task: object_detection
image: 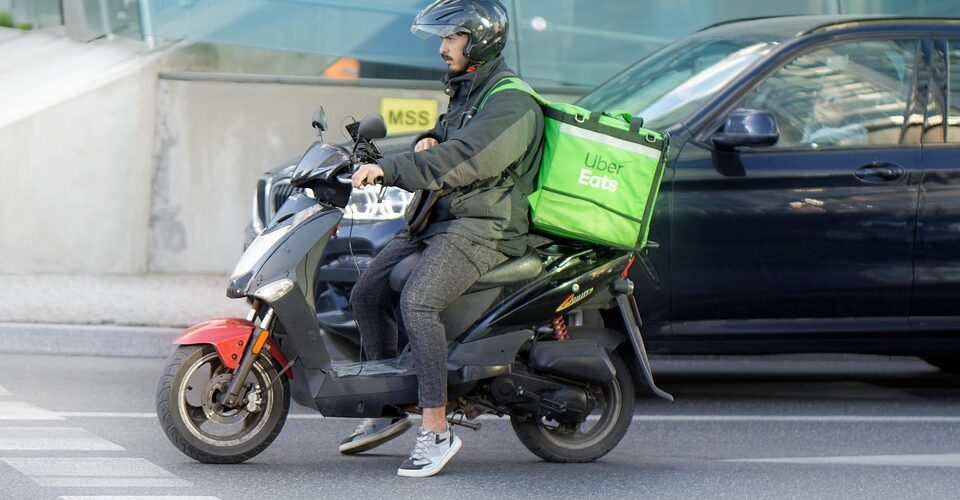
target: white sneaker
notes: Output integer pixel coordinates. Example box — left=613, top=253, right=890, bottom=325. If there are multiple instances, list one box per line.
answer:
left=397, top=427, right=462, bottom=478
left=339, top=416, right=412, bottom=454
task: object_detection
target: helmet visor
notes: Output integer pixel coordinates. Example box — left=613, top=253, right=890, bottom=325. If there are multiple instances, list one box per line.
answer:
left=411, top=23, right=470, bottom=39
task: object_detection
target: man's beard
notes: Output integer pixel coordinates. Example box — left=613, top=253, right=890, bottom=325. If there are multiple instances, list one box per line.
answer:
left=443, top=55, right=467, bottom=77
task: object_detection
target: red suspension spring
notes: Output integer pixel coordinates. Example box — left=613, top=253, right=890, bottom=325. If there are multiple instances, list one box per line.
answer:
left=551, top=316, right=568, bottom=341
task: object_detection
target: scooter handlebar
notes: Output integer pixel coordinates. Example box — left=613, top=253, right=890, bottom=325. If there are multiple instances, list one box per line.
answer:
left=360, top=176, right=384, bottom=187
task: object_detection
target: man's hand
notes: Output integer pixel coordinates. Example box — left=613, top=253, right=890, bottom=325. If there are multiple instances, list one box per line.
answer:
left=351, top=163, right=384, bottom=189
left=415, top=137, right=439, bottom=152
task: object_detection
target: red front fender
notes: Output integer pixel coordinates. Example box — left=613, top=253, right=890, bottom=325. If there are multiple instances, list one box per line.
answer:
left=173, top=318, right=291, bottom=377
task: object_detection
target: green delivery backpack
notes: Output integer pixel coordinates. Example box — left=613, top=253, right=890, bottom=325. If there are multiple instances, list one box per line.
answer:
left=480, top=77, right=668, bottom=250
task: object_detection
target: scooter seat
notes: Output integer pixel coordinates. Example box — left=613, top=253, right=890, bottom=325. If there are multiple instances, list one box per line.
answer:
left=389, top=248, right=543, bottom=293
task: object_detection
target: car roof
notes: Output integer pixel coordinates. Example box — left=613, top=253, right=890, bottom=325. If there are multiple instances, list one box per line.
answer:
left=697, top=15, right=960, bottom=41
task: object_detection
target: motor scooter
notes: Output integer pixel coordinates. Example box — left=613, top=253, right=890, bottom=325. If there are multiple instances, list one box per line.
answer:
left=156, top=110, right=672, bottom=464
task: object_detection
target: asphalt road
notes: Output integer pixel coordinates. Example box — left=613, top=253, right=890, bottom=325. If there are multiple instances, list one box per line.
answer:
left=0, top=352, right=957, bottom=499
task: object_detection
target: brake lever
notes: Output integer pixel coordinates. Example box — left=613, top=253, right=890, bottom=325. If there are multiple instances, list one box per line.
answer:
left=358, top=175, right=384, bottom=189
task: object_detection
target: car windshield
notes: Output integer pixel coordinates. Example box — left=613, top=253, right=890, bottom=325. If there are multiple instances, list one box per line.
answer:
left=577, top=35, right=780, bottom=130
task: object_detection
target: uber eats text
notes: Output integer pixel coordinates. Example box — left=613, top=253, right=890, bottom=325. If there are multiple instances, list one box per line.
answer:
left=578, top=153, right=623, bottom=192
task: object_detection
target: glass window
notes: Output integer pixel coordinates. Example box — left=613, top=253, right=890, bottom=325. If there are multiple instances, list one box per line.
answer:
left=577, top=35, right=778, bottom=131
left=841, top=0, right=960, bottom=17
left=921, top=40, right=945, bottom=144
left=2, top=0, right=62, bottom=30
left=127, top=1, right=957, bottom=85
left=948, top=41, right=960, bottom=143
left=514, top=0, right=834, bottom=87
left=147, top=0, right=446, bottom=80
left=739, top=40, right=920, bottom=149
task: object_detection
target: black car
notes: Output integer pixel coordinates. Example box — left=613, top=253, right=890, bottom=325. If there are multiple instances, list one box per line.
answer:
left=251, top=16, right=960, bottom=369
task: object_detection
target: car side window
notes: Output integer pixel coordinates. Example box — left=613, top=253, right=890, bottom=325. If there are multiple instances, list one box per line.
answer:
left=739, top=39, right=920, bottom=149
left=948, top=41, right=960, bottom=143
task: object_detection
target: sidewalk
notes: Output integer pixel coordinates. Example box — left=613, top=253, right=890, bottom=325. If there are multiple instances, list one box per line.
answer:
left=0, top=274, right=249, bottom=357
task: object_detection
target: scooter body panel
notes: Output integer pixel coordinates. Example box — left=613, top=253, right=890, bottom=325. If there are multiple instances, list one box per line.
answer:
left=172, top=318, right=290, bottom=375
left=458, top=251, right=632, bottom=343
left=230, top=194, right=343, bottom=370
left=310, top=362, right=510, bottom=418
left=229, top=194, right=341, bottom=297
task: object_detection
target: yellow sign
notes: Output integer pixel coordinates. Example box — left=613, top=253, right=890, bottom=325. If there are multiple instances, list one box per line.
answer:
left=380, top=98, right=438, bottom=135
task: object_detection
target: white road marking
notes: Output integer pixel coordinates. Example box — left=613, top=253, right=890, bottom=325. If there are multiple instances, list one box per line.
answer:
left=4, top=457, right=191, bottom=488
left=287, top=414, right=327, bottom=420
left=2, top=457, right=175, bottom=477
left=628, top=415, right=960, bottom=423
left=0, top=401, right=65, bottom=420
left=61, top=497, right=221, bottom=500
left=0, top=384, right=11, bottom=397
left=36, top=478, right=191, bottom=487
left=0, top=403, right=200, bottom=494
left=727, top=453, right=960, bottom=467
left=59, top=412, right=156, bottom=419
left=55, top=411, right=960, bottom=424
left=59, top=411, right=330, bottom=420
left=0, top=427, right=123, bottom=450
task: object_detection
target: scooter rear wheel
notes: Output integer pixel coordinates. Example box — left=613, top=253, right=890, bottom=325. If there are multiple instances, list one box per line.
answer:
left=510, top=351, right=635, bottom=462
left=156, top=345, right=290, bottom=463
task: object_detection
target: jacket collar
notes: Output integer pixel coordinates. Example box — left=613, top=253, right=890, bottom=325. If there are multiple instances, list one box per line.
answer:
left=442, top=56, right=508, bottom=99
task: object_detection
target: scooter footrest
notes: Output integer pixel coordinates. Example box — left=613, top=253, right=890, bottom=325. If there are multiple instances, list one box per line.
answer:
left=330, top=359, right=413, bottom=378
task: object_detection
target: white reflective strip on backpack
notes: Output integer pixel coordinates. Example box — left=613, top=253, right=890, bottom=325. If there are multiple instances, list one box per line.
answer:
left=558, top=123, right=661, bottom=159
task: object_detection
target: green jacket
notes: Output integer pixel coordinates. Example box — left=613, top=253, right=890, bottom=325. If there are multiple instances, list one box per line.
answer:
left=377, top=56, right=544, bottom=256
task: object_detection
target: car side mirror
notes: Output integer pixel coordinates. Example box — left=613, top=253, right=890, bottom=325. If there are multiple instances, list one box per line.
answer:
left=312, top=107, right=327, bottom=133
left=357, top=113, right=387, bottom=140
left=711, top=108, right=779, bottom=150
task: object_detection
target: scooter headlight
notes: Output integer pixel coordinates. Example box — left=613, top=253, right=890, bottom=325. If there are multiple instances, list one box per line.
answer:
left=253, top=278, right=296, bottom=303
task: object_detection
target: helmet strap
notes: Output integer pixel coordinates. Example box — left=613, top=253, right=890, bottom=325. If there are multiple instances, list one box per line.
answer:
left=463, top=41, right=476, bottom=64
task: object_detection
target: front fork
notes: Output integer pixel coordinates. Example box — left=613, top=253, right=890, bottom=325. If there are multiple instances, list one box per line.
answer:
left=221, top=300, right=275, bottom=408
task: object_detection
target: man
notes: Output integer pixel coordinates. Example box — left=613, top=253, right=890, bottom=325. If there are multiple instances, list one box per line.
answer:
left=801, top=84, right=868, bottom=147
left=346, top=0, right=543, bottom=478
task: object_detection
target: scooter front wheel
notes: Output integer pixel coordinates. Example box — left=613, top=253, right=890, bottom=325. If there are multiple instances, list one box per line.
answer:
left=156, top=345, right=290, bottom=463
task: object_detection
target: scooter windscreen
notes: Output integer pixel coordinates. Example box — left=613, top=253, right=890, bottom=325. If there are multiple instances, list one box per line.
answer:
left=290, top=142, right=353, bottom=207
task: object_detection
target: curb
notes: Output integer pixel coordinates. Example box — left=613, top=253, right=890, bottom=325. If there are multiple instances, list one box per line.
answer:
left=0, top=323, right=181, bottom=358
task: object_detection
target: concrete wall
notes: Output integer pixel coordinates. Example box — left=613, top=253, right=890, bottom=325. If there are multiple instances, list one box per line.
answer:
left=149, top=78, right=447, bottom=274
left=0, top=59, right=158, bottom=274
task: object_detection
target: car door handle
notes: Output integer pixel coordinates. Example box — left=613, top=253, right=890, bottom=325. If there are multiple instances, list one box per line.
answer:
left=855, top=163, right=905, bottom=181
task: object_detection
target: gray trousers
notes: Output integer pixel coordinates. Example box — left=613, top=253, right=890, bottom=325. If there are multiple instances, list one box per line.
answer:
left=350, top=232, right=507, bottom=408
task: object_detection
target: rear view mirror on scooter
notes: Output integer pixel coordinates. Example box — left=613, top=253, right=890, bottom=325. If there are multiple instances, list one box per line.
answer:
left=357, top=113, right=387, bottom=141
left=312, top=107, right=327, bottom=133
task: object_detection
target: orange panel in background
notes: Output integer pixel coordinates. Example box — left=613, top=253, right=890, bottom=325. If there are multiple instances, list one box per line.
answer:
left=323, top=58, right=360, bottom=79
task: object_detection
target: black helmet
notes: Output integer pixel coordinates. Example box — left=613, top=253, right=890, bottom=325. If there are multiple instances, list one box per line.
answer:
left=411, top=0, right=509, bottom=65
